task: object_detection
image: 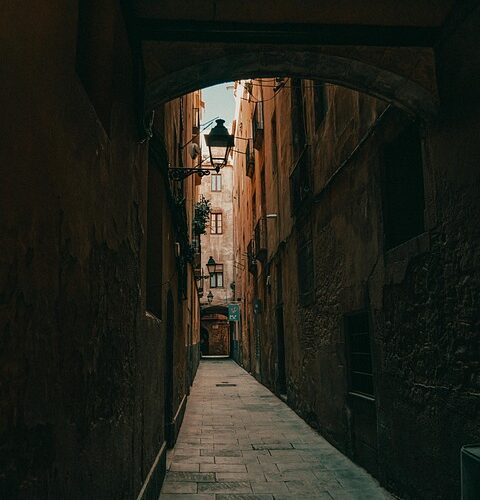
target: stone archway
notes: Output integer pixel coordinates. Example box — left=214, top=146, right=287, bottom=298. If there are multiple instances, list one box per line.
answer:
left=145, top=48, right=438, bottom=119
left=135, top=0, right=454, bottom=118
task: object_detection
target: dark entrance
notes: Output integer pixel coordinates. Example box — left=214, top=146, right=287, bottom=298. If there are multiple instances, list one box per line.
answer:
left=200, top=327, right=209, bottom=356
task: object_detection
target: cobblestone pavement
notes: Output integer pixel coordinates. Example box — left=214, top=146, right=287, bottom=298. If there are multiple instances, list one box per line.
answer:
left=160, top=359, right=395, bottom=500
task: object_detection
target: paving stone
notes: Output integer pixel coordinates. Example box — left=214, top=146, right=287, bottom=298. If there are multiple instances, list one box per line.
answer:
left=200, top=449, right=243, bottom=457
left=160, top=495, right=214, bottom=500
left=246, top=464, right=280, bottom=473
left=215, top=456, right=259, bottom=465
left=198, top=481, right=253, bottom=494
left=172, top=454, right=214, bottom=464
left=199, top=463, right=247, bottom=473
left=328, top=488, right=391, bottom=499
left=161, top=481, right=197, bottom=494
left=215, top=472, right=266, bottom=482
left=215, top=495, right=274, bottom=500
left=165, top=471, right=215, bottom=482
left=251, top=481, right=289, bottom=494
left=169, top=462, right=201, bottom=472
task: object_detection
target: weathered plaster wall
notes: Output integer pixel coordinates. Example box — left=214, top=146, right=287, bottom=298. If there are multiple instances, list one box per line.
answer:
left=199, top=163, right=236, bottom=309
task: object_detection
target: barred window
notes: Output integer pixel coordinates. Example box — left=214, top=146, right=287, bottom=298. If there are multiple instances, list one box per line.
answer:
left=346, top=312, right=374, bottom=398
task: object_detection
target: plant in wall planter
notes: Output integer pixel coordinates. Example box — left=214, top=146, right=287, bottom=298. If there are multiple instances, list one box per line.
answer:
left=193, top=195, right=212, bottom=235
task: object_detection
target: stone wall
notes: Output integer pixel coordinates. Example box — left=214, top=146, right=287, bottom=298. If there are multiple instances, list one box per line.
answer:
left=0, top=4, right=200, bottom=498
left=232, top=8, right=480, bottom=496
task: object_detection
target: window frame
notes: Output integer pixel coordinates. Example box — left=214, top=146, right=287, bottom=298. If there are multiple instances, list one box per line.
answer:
left=345, top=311, right=375, bottom=399
left=210, top=264, right=224, bottom=288
left=211, top=174, right=222, bottom=192
left=210, top=212, right=223, bottom=234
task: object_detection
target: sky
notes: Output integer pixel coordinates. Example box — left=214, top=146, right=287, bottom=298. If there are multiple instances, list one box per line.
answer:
left=201, top=82, right=236, bottom=133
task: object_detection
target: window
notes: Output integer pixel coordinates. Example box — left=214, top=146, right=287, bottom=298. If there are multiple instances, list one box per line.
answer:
left=211, top=174, right=222, bottom=192
left=210, top=264, right=224, bottom=288
left=297, top=222, right=314, bottom=306
left=383, top=123, right=425, bottom=250
left=346, top=312, right=374, bottom=398
left=210, top=212, right=223, bottom=234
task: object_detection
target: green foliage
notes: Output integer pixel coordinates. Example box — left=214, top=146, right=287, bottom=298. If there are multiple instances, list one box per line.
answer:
left=193, top=195, right=211, bottom=235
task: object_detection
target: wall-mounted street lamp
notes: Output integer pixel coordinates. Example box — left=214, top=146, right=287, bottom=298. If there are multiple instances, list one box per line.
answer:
left=206, top=256, right=217, bottom=276
left=205, top=119, right=235, bottom=171
left=168, top=119, right=234, bottom=181
left=207, top=291, right=214, bottom=304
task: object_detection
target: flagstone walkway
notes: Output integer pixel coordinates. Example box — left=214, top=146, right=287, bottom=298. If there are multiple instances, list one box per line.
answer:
left=160, top=359, right=395, bottom=500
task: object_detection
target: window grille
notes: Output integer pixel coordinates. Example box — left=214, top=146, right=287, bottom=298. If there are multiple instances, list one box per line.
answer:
left=346, top=312, right=374, bottom=398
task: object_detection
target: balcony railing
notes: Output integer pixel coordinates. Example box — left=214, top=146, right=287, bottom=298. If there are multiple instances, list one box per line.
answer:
left=246, top=138, right=255, bottom=178
left=253, top=102, right=264, bottom=150
left=247, top=239, right=257, bottom=274
left=254, top=217, right=267, bottom=262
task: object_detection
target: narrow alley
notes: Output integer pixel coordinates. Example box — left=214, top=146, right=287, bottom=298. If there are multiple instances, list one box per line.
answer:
left=160, top=360, right=392, bottom=499
left=2, top=3, right=480, bottom=500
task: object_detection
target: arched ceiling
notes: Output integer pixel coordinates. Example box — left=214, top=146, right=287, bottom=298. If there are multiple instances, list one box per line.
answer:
left=132, top=0, right=458, bottom=117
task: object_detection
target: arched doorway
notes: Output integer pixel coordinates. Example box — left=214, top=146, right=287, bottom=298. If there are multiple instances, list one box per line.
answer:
left=200, top=306, right=231, bottom=357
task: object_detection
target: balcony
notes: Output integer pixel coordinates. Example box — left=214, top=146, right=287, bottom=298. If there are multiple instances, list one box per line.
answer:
left=246, top=138, right=255, bottom=178
left=254, top=217, right=267, bottom=262
left=247, top=239, right=257, bottom=274
left=252, top=102, right=264, bottom=150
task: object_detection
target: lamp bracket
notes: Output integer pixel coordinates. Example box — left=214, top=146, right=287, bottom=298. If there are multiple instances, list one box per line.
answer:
left=168, top=166, right=220, bottom=181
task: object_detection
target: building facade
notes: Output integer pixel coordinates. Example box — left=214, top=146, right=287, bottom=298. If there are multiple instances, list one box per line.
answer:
left=198, top=162, right=236, bottom=356
left=232, top=77, right=480, bottom=499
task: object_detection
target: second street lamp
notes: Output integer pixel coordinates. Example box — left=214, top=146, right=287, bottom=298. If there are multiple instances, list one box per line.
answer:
left=206, top=256, right=216, bottom=276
